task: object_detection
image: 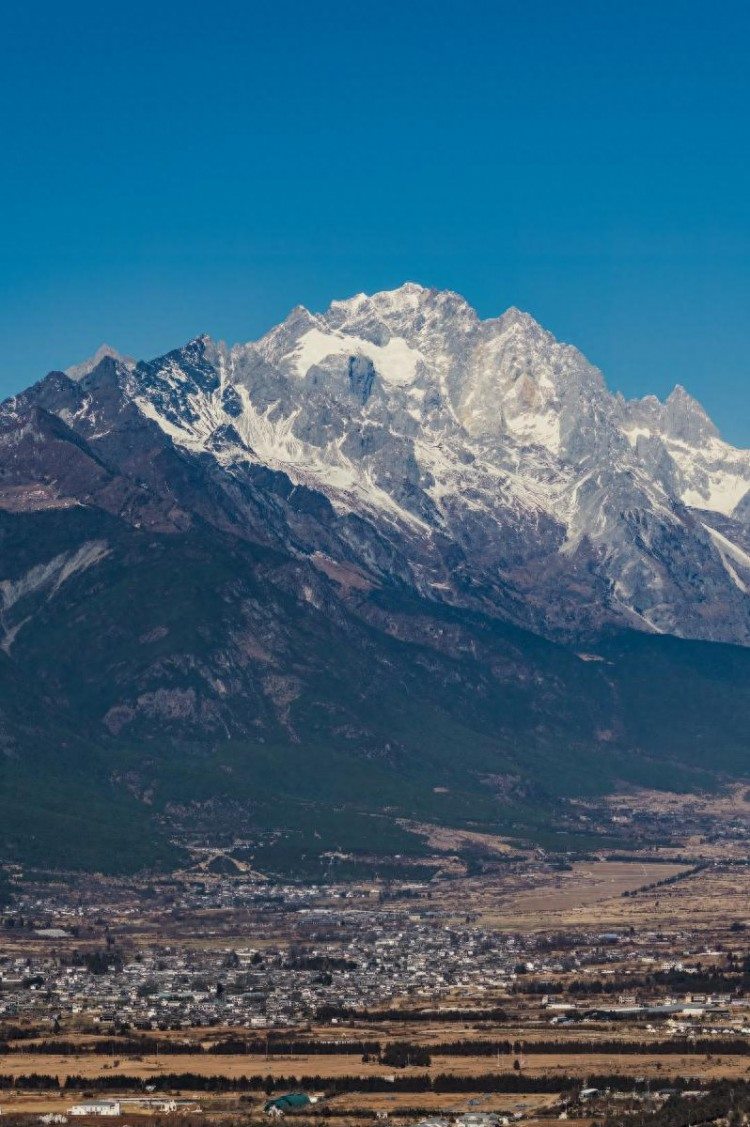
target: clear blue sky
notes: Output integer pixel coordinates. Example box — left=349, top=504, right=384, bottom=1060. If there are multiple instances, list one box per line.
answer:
left=2, top=0, right=749, bottom=442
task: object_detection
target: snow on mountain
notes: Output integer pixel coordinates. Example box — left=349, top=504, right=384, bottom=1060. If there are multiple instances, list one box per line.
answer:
left=22, top=285, right=750, bottom=645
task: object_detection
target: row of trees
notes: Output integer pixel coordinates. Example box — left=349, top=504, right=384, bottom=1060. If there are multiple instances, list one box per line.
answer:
left=621, top=864, right=705, bottom=898
left=0, top=1037, right=381, bottom=1057
left=426, top=1037, right=749, bottom=1056
left=3, top=1033, right=744, bottom=1059
left=315, top=1005, right=509, bottom=1022
left=212, top=1038, right=379, bottom=1056
left=514, top=967, right=750, bottom=995
left=0, top=1072, right=717, bottom=1095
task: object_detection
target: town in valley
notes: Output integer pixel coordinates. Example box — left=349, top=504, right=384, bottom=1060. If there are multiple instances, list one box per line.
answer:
left=1, top=789, right=748, bottom=1127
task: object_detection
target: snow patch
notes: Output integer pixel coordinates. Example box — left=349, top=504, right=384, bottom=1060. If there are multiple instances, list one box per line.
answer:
left=702, top=523, right=750, bottom=594
left=682, top=471, right=750, bottom=515
left=290, top=328, right=424, bottom=386
left=622, top=426, right=654, bottom=446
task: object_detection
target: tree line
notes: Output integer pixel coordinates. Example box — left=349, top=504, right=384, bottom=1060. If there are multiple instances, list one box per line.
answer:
left=315, top=1005, right=509, bottom=1022
left=513, top=967, right=750, bottom=995
left=1, top=1034, right=744, bottom=1059
left=0, top=1037, right=380, bottom=1057
left=428, top=1037, right=749, bottom=1056
left=0, top=1072, right=715, bottom=1095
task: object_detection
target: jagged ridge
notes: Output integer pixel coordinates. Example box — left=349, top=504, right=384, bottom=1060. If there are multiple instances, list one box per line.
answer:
left=21, top=282, right=747, bottom=645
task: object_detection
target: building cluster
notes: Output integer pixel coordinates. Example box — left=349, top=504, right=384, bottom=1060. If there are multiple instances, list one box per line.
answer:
left=1, top=874, right=748, bottom=1034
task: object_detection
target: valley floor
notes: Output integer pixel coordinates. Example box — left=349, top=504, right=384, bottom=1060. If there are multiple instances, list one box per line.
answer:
left=0, top=786, right=748, bottom=1127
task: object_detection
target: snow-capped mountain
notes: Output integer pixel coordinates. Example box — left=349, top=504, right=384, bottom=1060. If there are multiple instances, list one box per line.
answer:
left=53, top=282, right=748, bottom=645
left=2, top=284, right=750, bottom=869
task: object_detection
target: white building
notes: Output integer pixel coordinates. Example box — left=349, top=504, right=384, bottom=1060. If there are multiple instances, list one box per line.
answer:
left=69, top=1103, right=121, bottom=1117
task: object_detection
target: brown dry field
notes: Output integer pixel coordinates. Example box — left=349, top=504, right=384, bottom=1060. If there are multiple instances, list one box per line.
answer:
left=432, top=1053, right=750, bottom=1081
left=423, top=861, right=750, bottom=931
left=329, top=1091, right=560, bottom=1114
left=397, top=821, right=514, bottom=856
left=606, top=783, right=750, bottom=820
left=1, top=1050, right=747, bottom=1083
left=425, top=860, right=685, bottom=926
left=490, top=861, right=688, bottom=914
left=605, top=785, right=750, bottom=862
left=0, top=1094, right=78, bottom=1115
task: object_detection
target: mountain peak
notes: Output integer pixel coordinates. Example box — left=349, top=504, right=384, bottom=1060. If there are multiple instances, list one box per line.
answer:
left=375, top=281, right=474, bottom=311
left=664, top=383, right=719, bottom=442
left=494, top=305, right=547, bottom=335
left=357, top=280, right=435, bottom=303
left=66, top=343, right=134, bottom=382
left=318, top=284, right=478, bottom=350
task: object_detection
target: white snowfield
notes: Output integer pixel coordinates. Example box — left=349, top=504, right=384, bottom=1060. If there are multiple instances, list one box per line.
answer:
left=290, top=327, right=425, bottom=386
